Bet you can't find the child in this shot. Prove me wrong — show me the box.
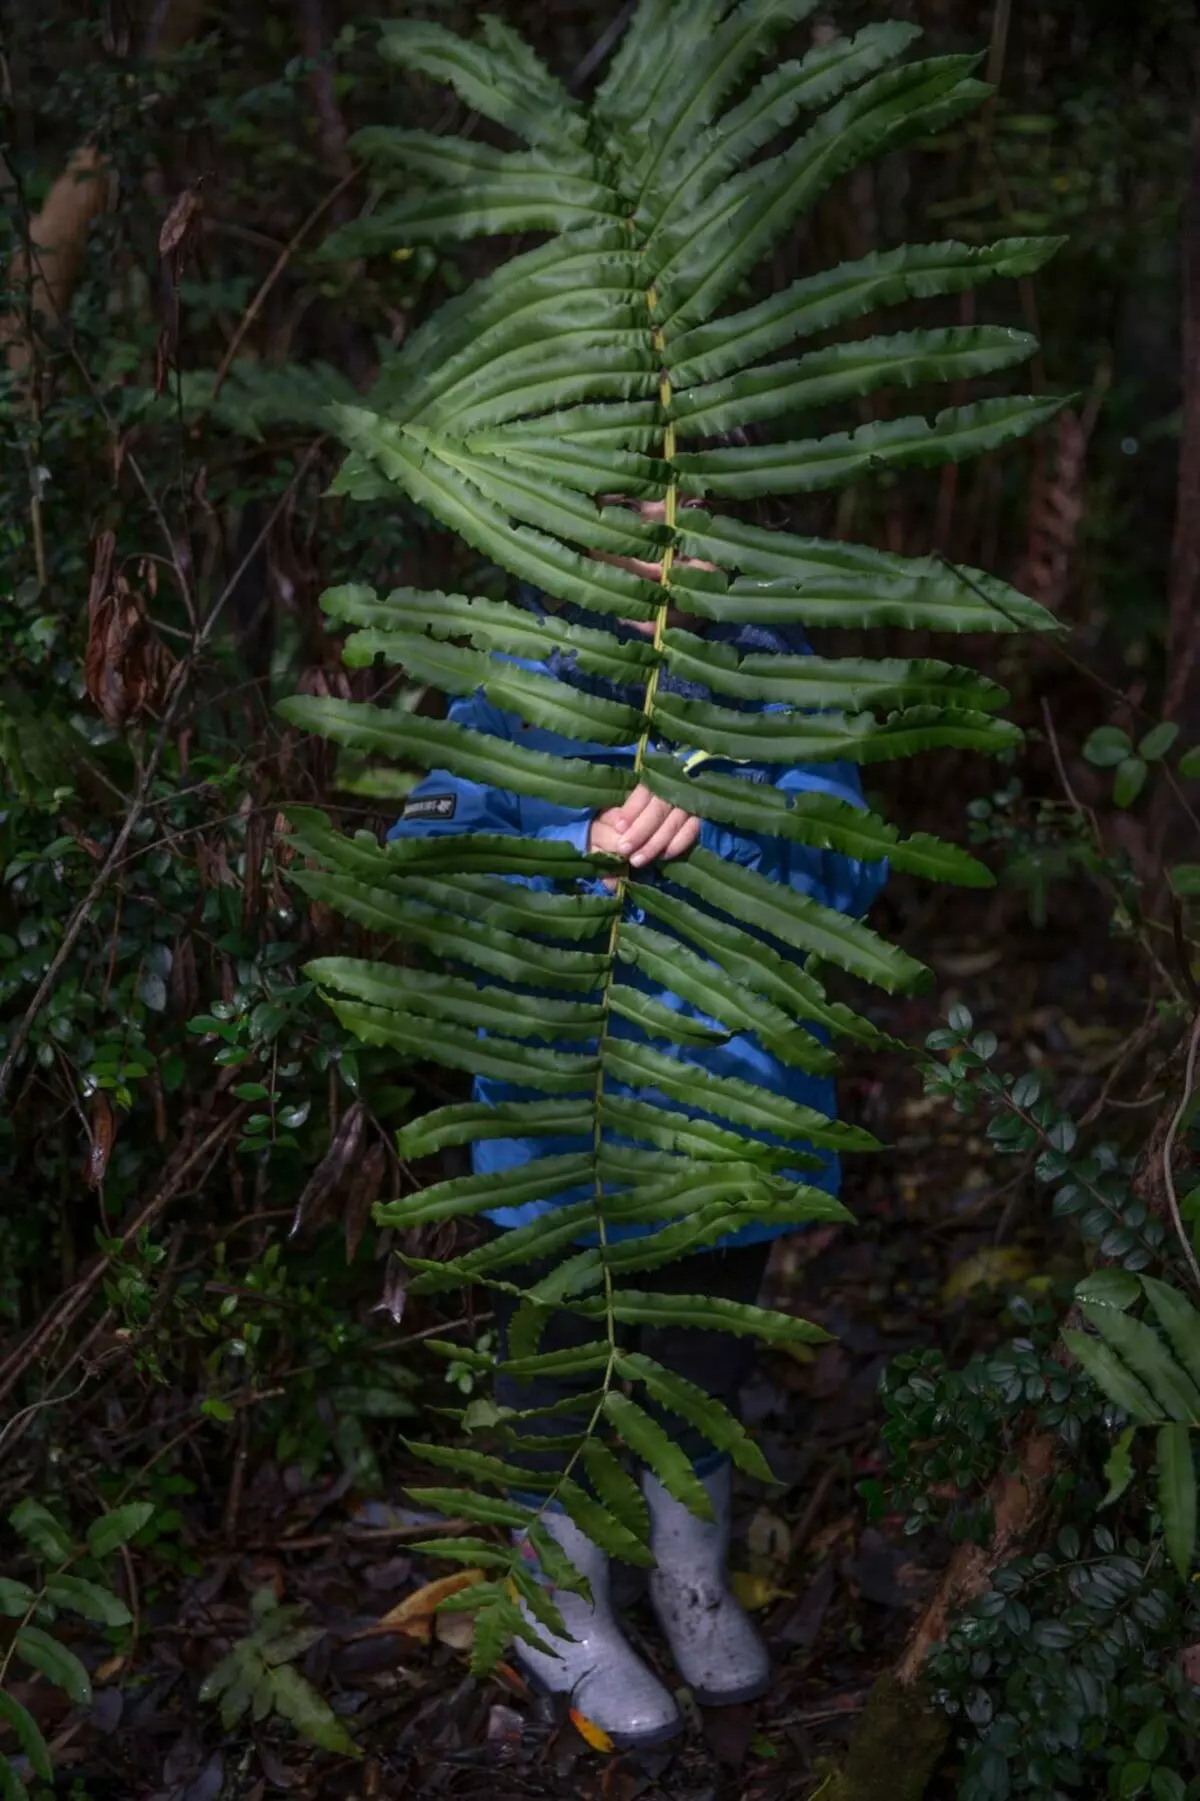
[387,502,885,1746]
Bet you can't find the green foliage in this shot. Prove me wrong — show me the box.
[281,0,1060,1658]
[198,1587,359,1756]
[0,1500,149,1797]
[895,978,1200,1796]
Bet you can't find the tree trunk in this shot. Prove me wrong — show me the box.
[820,1434,1059,1801]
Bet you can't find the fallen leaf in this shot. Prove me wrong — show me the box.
[777,1561,836,1649]
[702,1700,754,1767]
[746,1507,791,1566]
[570,1708,615,1753]
[490,1660,531,1700]
[486,1703,524,1762]
[364,1569,486,1640]
[942,1246,1035,1305]
[435,1609,476,1652]
[730,1569,794,1611]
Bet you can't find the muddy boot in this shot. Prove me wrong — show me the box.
[643,1457,771,1707]
[512,1511,681,1749]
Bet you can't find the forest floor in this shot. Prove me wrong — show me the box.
[13,864,1135,1801]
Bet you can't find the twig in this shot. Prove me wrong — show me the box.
[119,1539,141,1670]
[0,1107,245,1415]
[1162,1012,1200,1295]
[0,1360,114,1458]
[1040,696,1184,1005]
[222,1411,251,1541]
[791,1459,840,1557]
[211,166,360,398]
[567,1,635,92]
[0,440,324,1107]
[942,553,1200,845]
[1079,1009,1164,1127]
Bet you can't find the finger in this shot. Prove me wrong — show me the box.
[611,784,653,835]
[620,796,673,856]
[591,549,665,583]
[589,818,625,856]
[629,807,690,868]
[612,787,658,843]
[659,814,702,862]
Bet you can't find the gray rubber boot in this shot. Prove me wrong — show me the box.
[643,1458,771,1707]
[512,1511,681,1749]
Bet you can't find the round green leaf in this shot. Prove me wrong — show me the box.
[1134,1715,1169,1762]
[1138,722,1179,761]
[1075,1270,1140,1311]
[1082,725,1132,768]
[1113,755,1148,808]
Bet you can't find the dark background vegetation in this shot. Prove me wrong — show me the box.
[4,1,1200,1796]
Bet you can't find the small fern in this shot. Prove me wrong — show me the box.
[278,0,1062,1664]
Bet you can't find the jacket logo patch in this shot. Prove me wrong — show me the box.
[402,793,457,821]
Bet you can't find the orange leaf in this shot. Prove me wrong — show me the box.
[366,1569,486,1640]
[570,1708,615,1754]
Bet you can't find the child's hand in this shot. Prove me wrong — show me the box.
[588,785,701,888]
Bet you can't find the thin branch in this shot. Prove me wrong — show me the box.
[0,439,324,1107]
[1162,1011,1200,1295]
[1040,698,1184,1005]
[211,167,361,398]
[567,1,635,92]
[0,1106,245,1416]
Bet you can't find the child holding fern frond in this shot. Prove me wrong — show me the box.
[388,497,886,1746]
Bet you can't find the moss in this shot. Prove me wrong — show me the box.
[819,1674,950,1801]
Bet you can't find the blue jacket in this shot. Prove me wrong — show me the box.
[388,611,887,1247]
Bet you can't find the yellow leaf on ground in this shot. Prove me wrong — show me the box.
[942,1246,1035,1305]
[730,1569,795,1611]
[367,1568,486,1640]
[570,1708,615,1753]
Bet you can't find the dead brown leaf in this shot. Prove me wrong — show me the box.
[84,533,176,730]
[361,1568,486,1641]
[291,1100,365,1241]
[158,186,203,260]
[86,1092,117,1189]
[345,1139,385,1264]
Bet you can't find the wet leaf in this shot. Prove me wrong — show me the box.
[365,1569,487,1640]
[942,1245,1034,1303]
[730,1569,795,1611]
[570,1708,615,1753]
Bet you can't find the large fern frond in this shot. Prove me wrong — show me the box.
[281,0,1063,1655]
